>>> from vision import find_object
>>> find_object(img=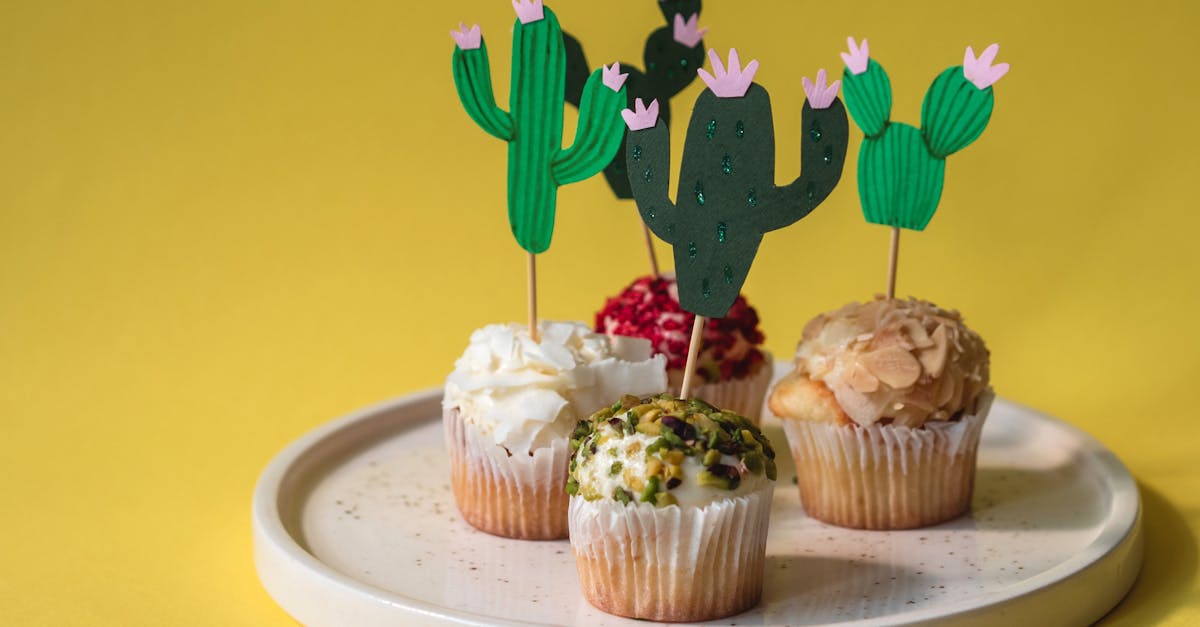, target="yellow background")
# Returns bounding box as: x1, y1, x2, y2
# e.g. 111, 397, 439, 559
1, 0, 1196, 624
